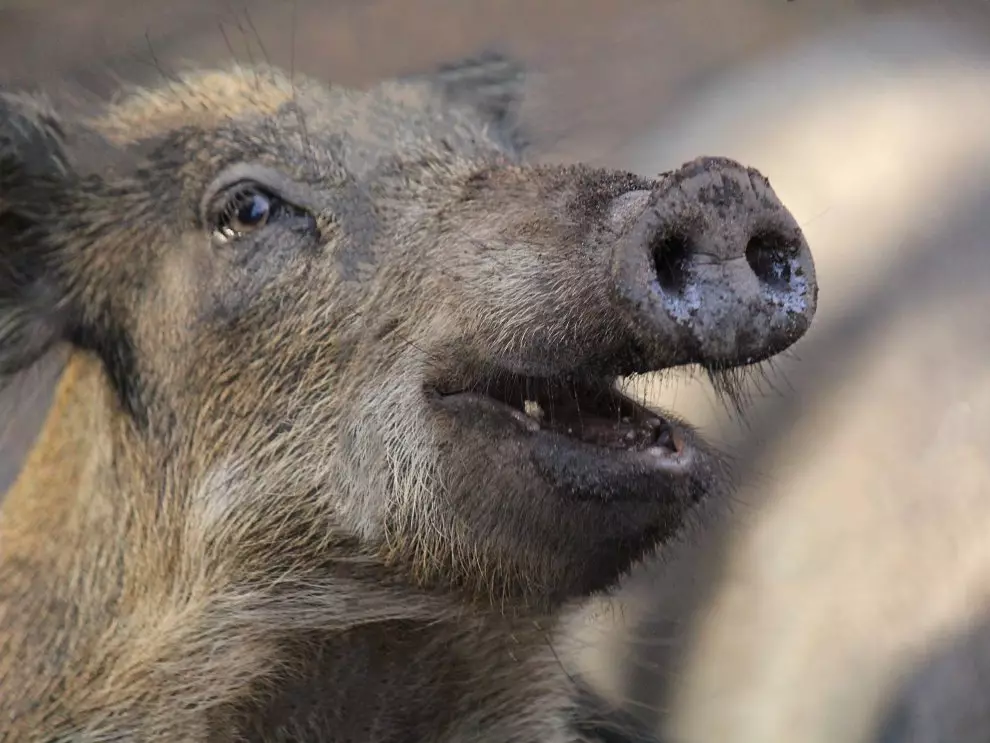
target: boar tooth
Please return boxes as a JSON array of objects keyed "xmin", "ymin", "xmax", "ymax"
[
  {"xmin": 523, "ymin": 399, "xmax": 544, "ymax": 421},
  {"xmin": 508, "ymin": 408, "xmax": 541, "ymax": 433}
]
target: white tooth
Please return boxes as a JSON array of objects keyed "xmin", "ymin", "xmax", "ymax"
[
  {"xmin": 509, "ymin": 408, "xmax": 541, "ymax": 432},
  {"xmin": 523, "ymin": 399, "xmax": 544, "ymax": 421}
]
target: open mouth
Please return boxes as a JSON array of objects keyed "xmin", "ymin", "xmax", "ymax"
[{"xmin": 435, "ymin": 372, "xmax": 686, "ymax": 458}]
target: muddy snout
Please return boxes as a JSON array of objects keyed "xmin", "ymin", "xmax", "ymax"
[{"xmin": 610, "ymin": 156, "xmax": 818, "ymax": 368}]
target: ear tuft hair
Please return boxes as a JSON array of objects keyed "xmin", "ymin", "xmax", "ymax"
[
  {"xmin": 0, "ymin": 91, "xmax": 77, "ymax": 379},
  {"xmin": 423, "ymin": 50, "xmax": 530, "ymax": 151}
]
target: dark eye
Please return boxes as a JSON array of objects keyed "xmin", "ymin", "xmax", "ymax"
[{"xmin": 213, "ymin": 186, "xmax": 278, "ymax": 244}]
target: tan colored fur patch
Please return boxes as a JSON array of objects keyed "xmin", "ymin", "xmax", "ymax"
[{"xmin": 90, "ymin": 64, "xmax": 298, "ymax": 144}]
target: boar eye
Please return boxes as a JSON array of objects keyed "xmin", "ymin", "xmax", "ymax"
[{"xmin": 212, "ymin": 184, "xmax": 284, "ymax": 244}]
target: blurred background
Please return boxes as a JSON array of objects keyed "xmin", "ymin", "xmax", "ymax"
[{"xmin": 4, "ymin": 2, "xmax": 990, "ymax": 741}]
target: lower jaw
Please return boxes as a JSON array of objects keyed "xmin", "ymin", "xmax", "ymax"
[{"xmin": 420, "ymin": 417, "xmax": 715, "ymax": 604}]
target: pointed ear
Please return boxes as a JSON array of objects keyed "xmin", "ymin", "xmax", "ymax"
[
  {"xmin": 421, "ymin": 50, "xmax": 530, "ymax": 150},
  {"xmin": 0, "ymin": 91, "xmax": 79, "ymax": 378}
]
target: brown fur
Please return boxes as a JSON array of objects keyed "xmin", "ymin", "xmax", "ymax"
[{"xmin": 0, "ymin": 56, "xmax": 814, "ymax": 742}]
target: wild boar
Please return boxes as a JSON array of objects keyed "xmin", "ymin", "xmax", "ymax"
[{"xmin": 0, "ymin": 54, "xmax": 816, "ymax": 741}]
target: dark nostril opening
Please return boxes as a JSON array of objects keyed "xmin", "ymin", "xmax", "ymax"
[
  {"xmin": 651, "ymin": 231, "xmax": 693, "ymax": 294},
  {"xmin": 745, "ymin": 231, "xmax": 795, "ymax": 291}
]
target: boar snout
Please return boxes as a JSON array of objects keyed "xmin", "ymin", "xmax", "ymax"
[{"xmin": 611, "ymin": 156, "xmax": 818, "ymax": 369}]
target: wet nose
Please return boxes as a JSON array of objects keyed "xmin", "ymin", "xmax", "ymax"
[{"xmin": 610, "ymin": 156, "xmax": 818, "ymax": 369}]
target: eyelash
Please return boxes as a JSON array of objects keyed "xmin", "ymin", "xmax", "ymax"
[{"xmin": 211, "ymin": 183, "xmax": 302, "ymax": 244}]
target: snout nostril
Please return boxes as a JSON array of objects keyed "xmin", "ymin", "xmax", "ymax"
[
  {"xmin": 650, "ymin": 231, "xmax": 693, "ymax": 294},
  {"xmin": 745, "ymin": 231, "xmax": 795, "ymax": 291}
]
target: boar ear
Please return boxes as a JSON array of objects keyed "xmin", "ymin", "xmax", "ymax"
[
  {"xmin": 0, "ymin": 91, "xmax": 80, "ymax": 379},
  {"xmin": 426, "ymin": 50, "xmax": 529, "ymax": 147}
]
